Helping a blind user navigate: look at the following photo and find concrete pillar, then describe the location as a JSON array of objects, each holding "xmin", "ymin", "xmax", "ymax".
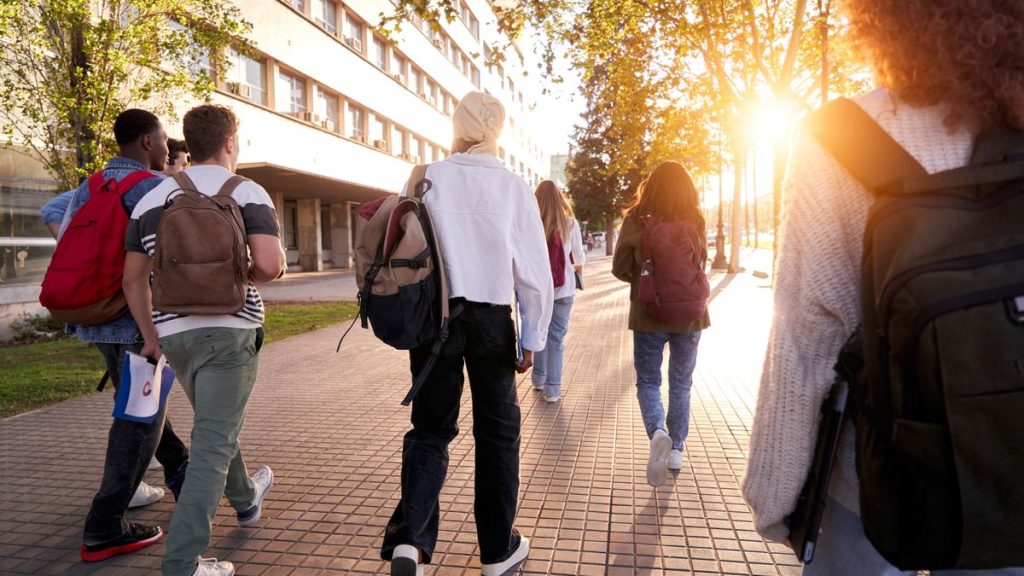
[
  {"xmin": 331, "ymin": 202, "xmax": 353, "ymax": 268},
  {"xmin": 268, "ymin": 191, "xmax": 285, "ymax": 237},
  {"xmin": 297, "ymin": 198, "xmax": 323, "ymax": 272}
]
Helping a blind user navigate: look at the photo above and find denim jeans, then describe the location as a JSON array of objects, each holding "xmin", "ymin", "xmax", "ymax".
[
  {"xmin": 633, "ymin": 330, "xmax": 702, "ymax": 451},
  {"xmin": 804, "ymin": 498, "xmax": 1024, "ymax": 576},
  {"xmin": 532, "ymin": 296, "xmax": 573, "ymax": 397},
  {"xmin": 160, "ymin": 328, "xmax": 262, "ymax": 576},
  {"xmin": 83, "ymin": 342, "xmax": 190, "ymax": 544},
  {"xmin": 382, "ymin": 300, "xmax": 521, "ymax": 565}
]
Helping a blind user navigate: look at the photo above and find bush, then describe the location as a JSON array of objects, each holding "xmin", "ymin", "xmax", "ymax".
[{"xmin": 9, "ymin": 313, "xmax": 67, "ymax": 345}]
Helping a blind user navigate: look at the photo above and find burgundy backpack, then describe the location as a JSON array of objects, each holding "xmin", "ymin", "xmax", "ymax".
[
  {"xmin": 636, "ymin": 215, "xmax": 709, "ymax": 324},
  {"xmin": 548, "ymin": 231, "xmax": 566, "ymax": 287}
]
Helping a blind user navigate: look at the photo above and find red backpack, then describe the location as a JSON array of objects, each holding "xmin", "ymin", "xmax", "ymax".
[
  {"xmin": 548, "ymin": 231, "xmax": 567, "ymax": 287},
  {"xmin": 636, "ymin": 215, "xmax": 710, "ymax": 324},
  {"xmin": 39, "ymin": 169, "xmax": 154, "ymax": 324}
]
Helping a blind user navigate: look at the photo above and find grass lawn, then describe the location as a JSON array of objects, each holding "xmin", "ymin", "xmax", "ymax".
[{"xmin": 0, "ymin": 301, "xmax": 357, "ymax": 419}]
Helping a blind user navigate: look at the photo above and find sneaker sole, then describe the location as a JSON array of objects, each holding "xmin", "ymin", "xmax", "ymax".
[
  {"xmin": 80, "ymin": 528, "xmax": 163, "ymax": 562},
  {"xmin": 238, "ymin": 468, "xmax": 274, "ymax": 527},
  {"xmin": 482, "ymin": 537, "xmax": 529, "ymax": 576},
  {"xmin": 647, "ymin": 433, "xmax": 671, "ymax": 487},
  {"xmin": 544, "ymin": 396, "xmax": 560, "ymax": 403},
  {"xmin": 391, "ymin": 557, "xmax": 418, "ymax": 576}
]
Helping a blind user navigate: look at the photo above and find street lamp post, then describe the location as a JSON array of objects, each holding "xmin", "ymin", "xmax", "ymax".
[{"xmin": 711, "ymin": 138, "xmax": 728, "ymax": 270}]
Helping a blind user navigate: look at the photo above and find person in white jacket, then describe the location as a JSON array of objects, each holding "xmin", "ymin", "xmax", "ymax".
[
  {"xmin": 381, "ymin": 91, "xmax": 553, "ymax": 576},
  {"xmin": 531, "ymin": 180, "xmax": 584, "ymax": 403},
  {"xmin": 742, "ymin": 1, "xmax": 1024, "ymax": 575}
]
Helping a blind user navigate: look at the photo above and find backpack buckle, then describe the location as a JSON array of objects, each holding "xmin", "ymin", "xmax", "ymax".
[{"xmin": 1008, "ymin": 295, "xmax": 1024, "ymax": 325}]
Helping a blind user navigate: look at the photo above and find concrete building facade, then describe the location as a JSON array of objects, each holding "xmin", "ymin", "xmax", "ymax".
[{"xmin": 0, "ymin": 0, "xmax": 550, "ymax": 336}]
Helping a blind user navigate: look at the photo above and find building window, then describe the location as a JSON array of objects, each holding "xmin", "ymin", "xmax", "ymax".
[
  {"xmin": 315, "ymin": 87, "xmax": 339, "ymax": 131},
  {"xmin": 227, "ymin": 49, "xmax": 267, "ymax": 105},
  {"xmin": 317, "ymin": 0, "xmax": 337, "ymax": 32},
  {"xmin": 409, "ymin": 67, "xmax": 422, "ymax": 94},
  {"xmin": 277, "ymin": 70, "xmax": 307, "ymax": 114},
  {"xmin": 410, "ymin": 135, "xmax": 424, "ymax": 161},
  {"xmin": 345, "ymin": 14, "xmax": 364, "ymax": 51},
  {"xmin": 283, "ymin": 201, "xmax": 298, "ymax": 249},
  {"xmin": 471, "ymin": 66, "xmax": 480, "ymax": 88},
  {"xmin": 347, "ymin": 104, "xmax": 365, "ymax": 139},
  {"xmin": 371, "ymin": 116, "xmax": 387, "ymax": 146},
  {"xmin": 426, "ymin": 80, "xmax": 438, "ymax": 106},
  {"xmin": 390, "ymin": 52, "xmax": 406, "ymax": 79},
  {"xmin": 372, "ymin": 36, "xmax": 387, "ymax": 69},
  {"xmin": 470, "ymin": 16, "xmax": 479, "ymax": 39},
  {"xmin": 391, "ymin": 125, "xmax": 405, "ymax": 156},
  {"xmin": 291, "ymin": 0, "xmax": 304, "ymax": 12}
]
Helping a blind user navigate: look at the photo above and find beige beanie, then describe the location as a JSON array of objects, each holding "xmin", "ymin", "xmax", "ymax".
[{"xmin": 452, "ymin": 91, "xmax": 505, "ymax": 156}]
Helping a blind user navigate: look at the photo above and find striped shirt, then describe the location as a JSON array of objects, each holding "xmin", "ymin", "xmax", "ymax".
[{"xmin": 125, "ymin": 164, "xmax": 280, "ymax": 338}]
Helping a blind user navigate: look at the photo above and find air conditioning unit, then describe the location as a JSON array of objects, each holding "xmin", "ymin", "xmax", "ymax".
[
  {"xmin": 429, "ymin": 97, "xmax": 438, "ymax": 107},
  {"xmin": 344, "ymin": 36, "xmax": 362, "ymax": 52},
  {"xmin": 227, "ymin": 81, "xmax": 241, "ymax": 94},
  {"xmin": 418, "ymin": 92, "xmax": 429, "ymax": 101},
  {"xmin": 322, "ymin": 119, "xmax": 336, "ymax": 131},
  {"xmin": 402, "ymin": 153, "xmax": 421, "ymax": 163},
  {"xmin": 392, "ymin": 73, "xmax": 407, "ymax": 84},
  {"xmin": 236, "ymin": 84, "xmax": 252, "ymax": 99},
  {"xmin": 373, "ymin": 139, "xmax": 388, "ymax": 150},
  {"xmin": 431, "ymin": 37, "xmax": 443, "ymax": 49},
  {"xmin": 299, "ymin": 111, "xmax": 318, "ymax": 122},
  {"xmin": 354, "ymin": 134, "xmax": 368, "ymax": 144}
]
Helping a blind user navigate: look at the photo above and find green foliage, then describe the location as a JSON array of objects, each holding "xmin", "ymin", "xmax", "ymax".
[
  {"xmin": 10, "ymin": 313, "xmax": 67, "ymax": 345},
  {"xmin": 0, "ymin": 0, "xmax": 252, "ymax": 190}
]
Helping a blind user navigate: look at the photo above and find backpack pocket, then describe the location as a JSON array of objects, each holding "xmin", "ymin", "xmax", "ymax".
[
  {"xmin": 153, "ymin": 259, "xmax": 245, "ymax": 313},
  {"xmin": 367, "ymin": 275, "xmax": 438, "ymax": 350}
]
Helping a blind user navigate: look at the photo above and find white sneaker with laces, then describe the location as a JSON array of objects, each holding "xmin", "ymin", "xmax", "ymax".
[
  {"xmin": 391, "ymin": 544, "xmax": 424, "ymax": 576},
  {"xmin": 128, "ymin": 481, "xmax": 165, "ymax": 508},
  {"xmin": 237, "ymin": 466, "xmax": 274, "ymax": 526},
  {"xmin": 647, "ymin": 430, "xmax": 672, "ymax": 487},
  {"xmin": 481, "ymin": 535, "xmax": 529, "ymax": 576},
  {"xmin": 668, "ymin": 449, "xmax": 683, "ymax": 471},
  {"xmin": 191, "ymin": 557, "xmax": 235, "ymax": 576},
  {"xmin": 544, "ymin": 394, "xmax": 560, "ymax": 403}
]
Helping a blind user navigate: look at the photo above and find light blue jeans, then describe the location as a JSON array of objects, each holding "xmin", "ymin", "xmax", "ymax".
[
  {"xmin": 633, "ymin": 330, "xmax": 701, "ymax": 451},
  {"xmin": 804, "ymin": 498, "xmax": 1024, "ymax": 576},
  {"xmin": 532, "ymin": 296, "xmax": 573, "ymax": 398}
]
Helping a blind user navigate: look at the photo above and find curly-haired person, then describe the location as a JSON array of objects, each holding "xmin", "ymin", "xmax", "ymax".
[{"xmin": 742, "ymin": 1, "xmax": 1024, "ymax": 575}]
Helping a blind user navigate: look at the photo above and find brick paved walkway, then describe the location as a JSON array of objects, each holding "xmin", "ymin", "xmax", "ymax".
[{"xmin": 0, "ymin": 250, "xmax": 800, "ymax": 576}]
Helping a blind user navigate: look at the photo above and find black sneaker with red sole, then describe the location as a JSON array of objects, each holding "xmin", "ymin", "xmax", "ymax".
[{"xmin": 80, "ymin": 523, "xmax": 163, "ymax": 562}]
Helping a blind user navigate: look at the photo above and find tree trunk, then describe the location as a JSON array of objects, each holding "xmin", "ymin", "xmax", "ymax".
[
  {"xmin": 70, "ymin": 24, "xmax": 94, "ymax": 172},
  {"xmin": 728, "ymin": 148, "xmax": 744, "ymax": 273},
  {"xmin": 605, "ymin": 216, "xmax": 615, "ymax": 256}
]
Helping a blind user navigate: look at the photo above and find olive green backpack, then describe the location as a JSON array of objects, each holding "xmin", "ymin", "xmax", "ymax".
[{"xmin": 808, "ymin": 98, "xmax": 1024, "ymax": 570}]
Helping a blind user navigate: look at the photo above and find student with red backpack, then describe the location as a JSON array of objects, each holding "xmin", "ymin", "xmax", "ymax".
[
  {"xmin": 532, "ymin": 180, "xmax": 584, "ymax": 403},
  {"xmin": 38, "ymin": 109, "xmax": 190, "ymax": 562},
  {"xmin": 612, "ymin": 161, "xmax": 711, "ymax": 487}
]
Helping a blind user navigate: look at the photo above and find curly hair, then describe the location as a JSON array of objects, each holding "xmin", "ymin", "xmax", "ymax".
[{"xmin": 844, "ymin": 0, "xmax": 1024, "ymax": 131}]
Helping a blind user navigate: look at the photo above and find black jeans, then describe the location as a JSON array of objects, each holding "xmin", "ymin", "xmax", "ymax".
[
  {"xmin": 382, "ymin": 301, "xmax": 522, "ymax": 565},
  {"xmin": 83, "ymin": 342, "xmax": 190, "ymax": 544}
]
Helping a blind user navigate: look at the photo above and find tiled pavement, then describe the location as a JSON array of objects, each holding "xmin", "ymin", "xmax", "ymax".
[{"xmin": 0, "ymin": 249, "xmax": 801, "ymax": 576}]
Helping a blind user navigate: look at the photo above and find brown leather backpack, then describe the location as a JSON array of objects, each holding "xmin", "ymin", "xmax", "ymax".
[{"xmin": 151, "ymin": 172, "xmax": 249, "ymax": 315}]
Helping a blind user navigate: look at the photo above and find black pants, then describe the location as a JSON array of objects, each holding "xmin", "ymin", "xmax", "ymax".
[
  {"xmin": 382, "ymin": 301, "xmax": 522, "ymax": 564},
  {"xmin": 83, "ymin": 342, "xmax": 190, "ymax": 544}
]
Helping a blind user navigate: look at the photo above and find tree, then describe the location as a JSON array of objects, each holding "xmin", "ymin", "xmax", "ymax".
[{"xmin": 0, "ymin": 0, "xmax": 252, "ymax": 191}]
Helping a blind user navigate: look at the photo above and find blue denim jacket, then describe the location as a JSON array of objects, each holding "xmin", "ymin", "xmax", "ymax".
[{"xmin": 39, "ymin": 158, "xmax": 163, "ymax": 344}]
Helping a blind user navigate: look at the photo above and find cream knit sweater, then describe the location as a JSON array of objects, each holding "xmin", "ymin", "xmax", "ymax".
[{"xmin": 741, "ymin": 89, "xmax": 974, "ymax": 542}]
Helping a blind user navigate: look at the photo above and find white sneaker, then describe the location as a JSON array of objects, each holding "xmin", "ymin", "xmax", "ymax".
[
  {"xmin": 191, "ymin": 557, "xmax": 235, "ymax": 576},
  {"xmin": 237, "ymin": 466, "xmax": 274, "ymax": 526},
  {"xmin": 647, "ymin": 430, "xmax": 671, "ymax": 487},
  {"xmin": 544, "ymin": 394, "xmax": 560, "ymax": 403},
  {"xmin": 128, "ymin": 481, "xmax": 165, "ymax": 508},
  {"xmin": 147, "ymin": 456, "xmax": 162, "ymax": 470},
  {"xmin": 668, "ymin": 449, "xmax": 683, "ymax": 471},
  {"xmin": 391, "ymin": 544, "xmax": 424, "ymax": 576},
  {"xmin": 481, "ymin": 534, "xmax": 529, "ymax": 576}
]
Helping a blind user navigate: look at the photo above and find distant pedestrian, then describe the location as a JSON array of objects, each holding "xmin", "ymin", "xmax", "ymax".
[
  {"xmin": 612, "ymin": 161, "xmax": 710, "ymax": 487},
  {"xmin": 532, "ymin": 180, "xmax": 584, "ymax": 403},
  {"xmin": 39, "ymin": 109, "xmax": 191, "ymax": 563},
  {"xmin": 585, "ymin": 232, "xmax": 595, "ymax": 253},
  {"xmin": 381, "ymin": 91, "xmax": 552, "ymax": 576},
  {"xmin": 163, "ymin": 138, "xmax": 189, "ymax": 177},
  {"xmin": 123, "ymin": 104, "xmax": 286, "ymax": 576}
]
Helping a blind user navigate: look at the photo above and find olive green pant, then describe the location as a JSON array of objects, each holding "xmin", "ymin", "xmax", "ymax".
[{"xmin": 159, "ymin": 327, "xmax": 261, "ymax": 576}]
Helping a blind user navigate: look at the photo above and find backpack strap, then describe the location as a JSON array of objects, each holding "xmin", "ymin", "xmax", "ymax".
[
  {"xmin": 171, "ymin": 171, "xmax": 201, "ymax": 200},
  {"xmin": 215, "ymin": 175, "xmax": 249, "ymax": 199},
  {"xmin": 805, "ymin": 98, "xmax": 928, "ymax": 194},
  {"xmin": 405, "ymin": 164, "xmax": 430, "ymax": 199}
]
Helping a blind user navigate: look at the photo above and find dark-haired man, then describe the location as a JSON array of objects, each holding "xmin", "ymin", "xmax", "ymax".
[
  {"xmin": 39, "ymin": 108, "xmax": 191, "ymax": 562},
  {"xmin": 163, "ymin": 138, "xmax": 189, "ymax": 177},
  {"xmin": 124, "ymin": 104, "xmax": 285, "ymax": 576}
]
